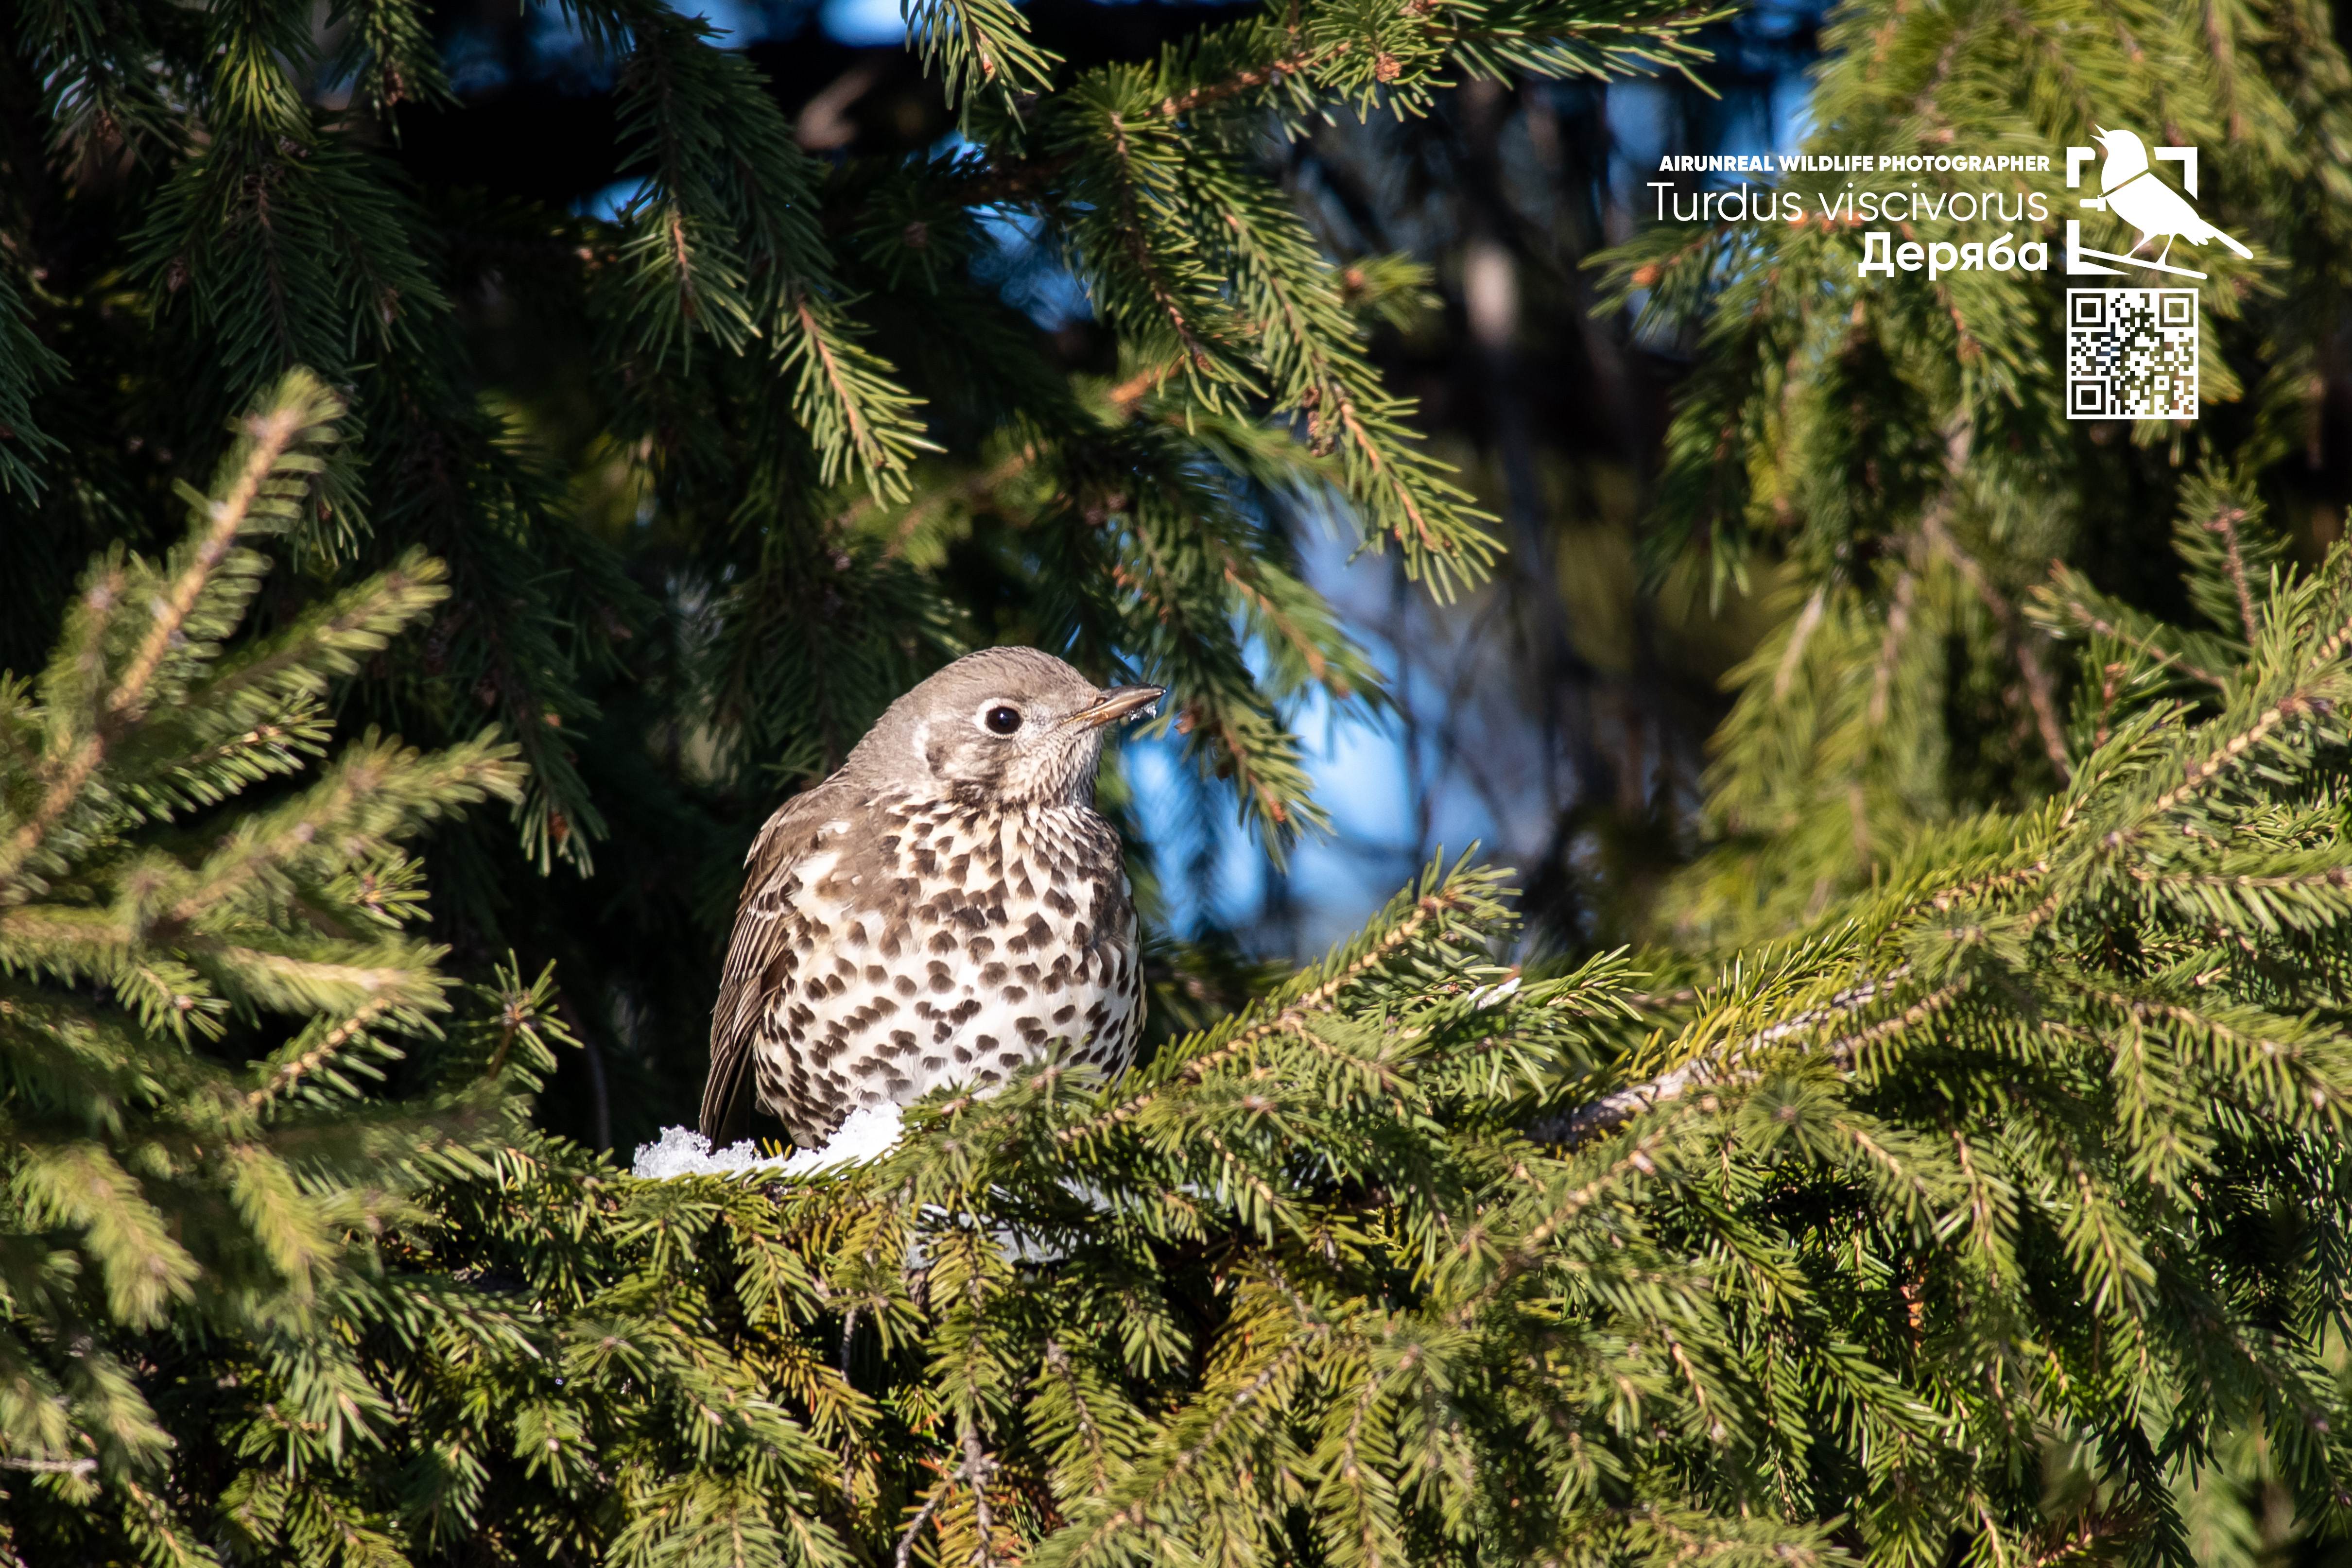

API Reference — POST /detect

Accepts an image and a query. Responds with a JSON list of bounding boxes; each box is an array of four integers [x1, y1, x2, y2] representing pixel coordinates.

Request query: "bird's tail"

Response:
[[2212, 226, 2254, 260]]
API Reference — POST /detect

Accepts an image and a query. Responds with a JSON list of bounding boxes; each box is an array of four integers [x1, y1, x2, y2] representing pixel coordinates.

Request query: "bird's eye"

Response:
[[984, 705, 1023, 735]]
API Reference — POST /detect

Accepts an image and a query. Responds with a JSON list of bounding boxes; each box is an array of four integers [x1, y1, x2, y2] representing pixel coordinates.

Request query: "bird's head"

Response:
[[850, 646, 1164, 809]]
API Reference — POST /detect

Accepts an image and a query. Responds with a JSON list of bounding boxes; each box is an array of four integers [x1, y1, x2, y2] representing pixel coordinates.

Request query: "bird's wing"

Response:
[[700, 779, 854, 1143]]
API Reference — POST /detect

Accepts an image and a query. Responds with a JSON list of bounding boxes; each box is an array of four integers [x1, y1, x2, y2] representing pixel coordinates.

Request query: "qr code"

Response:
[[2066, 289, 2198, 420]]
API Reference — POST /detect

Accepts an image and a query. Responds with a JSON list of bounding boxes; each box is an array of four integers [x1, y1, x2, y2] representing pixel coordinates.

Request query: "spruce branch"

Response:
[[895, 1457, 965, 1568], [1919, 508, 2072, 781], [0, 369, 548, 1534], [0, 1456, 99, 1477], [244, 1001, 394, 1113], [962, 1419, 1002, 1567], [905, 0, 1063, 116], [0, 373, 343, 897], [2033, 570, 2232, 689], [1056, 870, 1479, 1144], [20, 0, 2352, 1561], [2205, 506, 2263, 642], [1547, 967, 1922, 1148]]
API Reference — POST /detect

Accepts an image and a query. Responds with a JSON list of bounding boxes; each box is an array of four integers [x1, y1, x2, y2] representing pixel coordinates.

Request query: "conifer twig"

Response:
[[1449, 1135, 1668, 1320], [2134, 679, 2336, 827], [1921, 511, 2071, 780], [1152, 44, 1339, 119], [2044, 592, 2228, 688], [2205, 506, 2261, 641], [246, 1000, 392, 1112], [107, 404, 304, 725], [963, 1420, 999, 1567], [897, 1450, 974, 1568], [0, 394, 318, 892], [1056, 885, 1463, 1143], [1549, 968, 1920, 1148]]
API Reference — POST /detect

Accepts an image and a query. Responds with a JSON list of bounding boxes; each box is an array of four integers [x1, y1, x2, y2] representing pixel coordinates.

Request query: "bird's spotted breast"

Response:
[[747, 793, 1141, 1143], [702, 647, 1161, 1147]]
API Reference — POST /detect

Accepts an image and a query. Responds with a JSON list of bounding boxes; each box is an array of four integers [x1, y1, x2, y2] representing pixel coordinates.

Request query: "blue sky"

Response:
[[658, 0, 909, 43]]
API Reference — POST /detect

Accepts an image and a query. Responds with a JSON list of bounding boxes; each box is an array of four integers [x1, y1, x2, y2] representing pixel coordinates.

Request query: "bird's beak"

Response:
[[1068, 685, 1165, 729]]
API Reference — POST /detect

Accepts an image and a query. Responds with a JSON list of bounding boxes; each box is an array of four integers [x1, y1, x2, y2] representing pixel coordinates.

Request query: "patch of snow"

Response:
[[1468, 975, 1522, 1010], [630, 1103, 905, 1180], [805, 1103, 906, 1170], [630, 1125, 781, 1178]]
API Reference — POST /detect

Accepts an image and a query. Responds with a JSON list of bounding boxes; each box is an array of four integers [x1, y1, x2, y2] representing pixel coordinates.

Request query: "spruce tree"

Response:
[[13, 380, 2352, 1564], [10, 0, 2352, 1566], [1598, 0, 2352, 948], [0, 371, 542, 1558]]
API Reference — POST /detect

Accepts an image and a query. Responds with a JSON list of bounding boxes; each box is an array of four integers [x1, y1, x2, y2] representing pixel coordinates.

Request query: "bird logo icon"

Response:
[[2075, 126, 2252, 277]]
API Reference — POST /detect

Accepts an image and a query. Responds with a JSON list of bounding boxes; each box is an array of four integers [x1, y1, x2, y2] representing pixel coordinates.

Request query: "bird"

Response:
[[700, 647, 1165, 1148], [2089, 126, 2254, 268]]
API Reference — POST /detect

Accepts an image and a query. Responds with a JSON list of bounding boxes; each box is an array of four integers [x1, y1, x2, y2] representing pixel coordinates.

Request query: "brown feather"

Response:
[[700, 778, 852, 1141]]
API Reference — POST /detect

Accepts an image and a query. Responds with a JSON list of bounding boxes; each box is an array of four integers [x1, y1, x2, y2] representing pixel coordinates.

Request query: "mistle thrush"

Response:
[[700, 648, 1164, 1147]]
